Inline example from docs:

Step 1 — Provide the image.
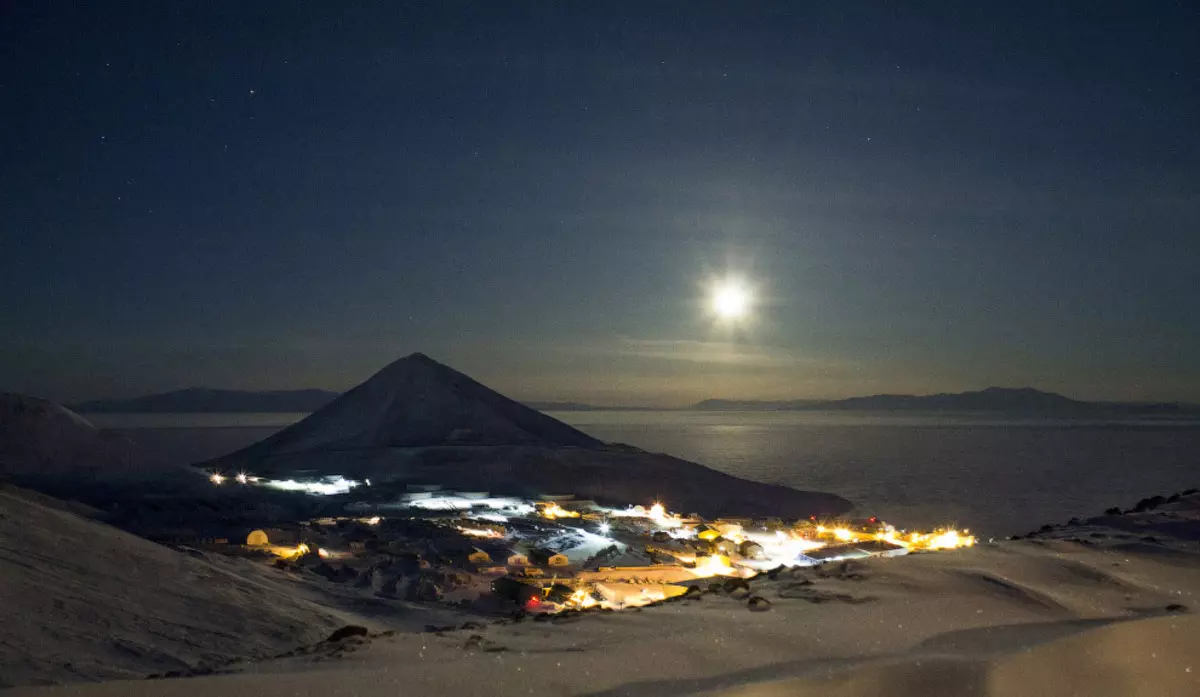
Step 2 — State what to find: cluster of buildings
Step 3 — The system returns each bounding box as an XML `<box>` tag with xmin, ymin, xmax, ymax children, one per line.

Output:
<box><xmin>193</xmin><ymin>478</ymin><xmax>976</xmax><ymax>614</ymax></box>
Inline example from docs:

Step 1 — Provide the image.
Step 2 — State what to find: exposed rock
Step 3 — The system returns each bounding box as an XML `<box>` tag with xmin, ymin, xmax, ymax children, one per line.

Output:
<box><xmin>324</xmin><ymin>626</ymin><xmax>369</xmax><ymax>643</ymax></box>
<box><xmin>722</xmin><ymin>578</ymin><xmax>751</xmax><ymax>594</ymax></box>
<box><xmin>747</xmin><ymin>596</ymin><xmax>772</xmax><ymax>612</ymax></box>
<box><xmin>1134</xmin><ymin>496</ymin><xmax>1168</xmax><ymax>513</ymax></box>
<box><xmin>406</xmin><ymin>577</ymin><xmax>441</xmax><ymax>602</ymax></box>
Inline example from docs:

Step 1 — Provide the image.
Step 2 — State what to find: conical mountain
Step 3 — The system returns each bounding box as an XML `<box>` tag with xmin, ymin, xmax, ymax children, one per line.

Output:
<box><xmin>215</xmin><ymin>353</ymin><xmax>601</xmax><ymax>461</ymax></box>
<box><xmin>203</xmin><ymin>353</ymin><xmax>852</xmax><ymax>518</ymax></box>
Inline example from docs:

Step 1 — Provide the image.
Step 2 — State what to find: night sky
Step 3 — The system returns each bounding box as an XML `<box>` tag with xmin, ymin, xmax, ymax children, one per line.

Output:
<box><xmin>3</xmin><ymin>2</ymin><xmax>1198</xmax><ymax>406</ymax></box>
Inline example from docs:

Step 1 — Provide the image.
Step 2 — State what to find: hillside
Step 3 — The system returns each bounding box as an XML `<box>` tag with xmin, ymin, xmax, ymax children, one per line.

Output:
<box><xmin>12</xmin><ymin>490</ymin><xmax>1200</xmax><ymax>696</ymax></box>
<box><xmin>0</xmin><ymin>484</ymin><xmax>351</xmax><ymax>686</ymax></box>
<box><xmin>201</xmin><ymin>353</ymin><xmax>851</xmax><ymax>518</ymax></box>
<box><xmin>72</xmin><ymin>388</ymin><xmax>340</xmax><ymax>414</ymax></box>
<box><xmin>0</xmin><ymin>394</ymin><xmax>136</xmax><ymax>476</ymax></box>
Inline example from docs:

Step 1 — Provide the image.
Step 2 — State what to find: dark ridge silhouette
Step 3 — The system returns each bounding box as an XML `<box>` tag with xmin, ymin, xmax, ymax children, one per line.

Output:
<box><xmin>0</xmin><ymin>393</ymin><xmax>136</xmax><ymax>475</ymax></box>
<box><xmin>831</xmin><ymin>387</ymin><xmax>1087</xmax><ymax>412</ymax></box>
<box><xmin>72</xmin><ymin>388</ymin><xmax>340</xmax><ymax>413</ymax></box>
<box><xmin>695</xmin><ymin>387</ymin><xmax>1199</xmax><ymax>414</ymax></box>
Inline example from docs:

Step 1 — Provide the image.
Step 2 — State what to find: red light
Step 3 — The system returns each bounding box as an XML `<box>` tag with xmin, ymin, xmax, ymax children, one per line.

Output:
<box><xmin>810</xmin><ymin>516</ymin><xmax>816</xmax><ymax>520</ymax></box>
<box><xmin>525</xmin><ymin>596</ymin><xmax>541</xmax><ymax>609</ymax></box>
<box><xmin>869</xmin><ymin>517</ymin><xmax>877</xmax><ymax>523</ymax></box>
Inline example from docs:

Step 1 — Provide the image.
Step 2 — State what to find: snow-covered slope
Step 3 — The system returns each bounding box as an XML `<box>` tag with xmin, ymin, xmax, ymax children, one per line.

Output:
<box><xmin>0</xmin><ymin>394</ymin><xmax>136</xmax><ymax>476</ymax></box>
<box><xmin>11</xmin><ymin>508</ymin><xmax>1200</xmax><ymax>696</ymax></box>
<box><xmin>0</xmin><ymin>485</ymin><xmax>349</xmax><ymax>687</ymax></box>
<box><xmin>213</xmin><ymin>353</ymin><xmax>601</xmax><ymax>456</ymax></box>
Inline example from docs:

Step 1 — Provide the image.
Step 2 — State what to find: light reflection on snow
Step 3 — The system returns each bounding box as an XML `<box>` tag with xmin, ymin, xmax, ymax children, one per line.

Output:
<box><xmin>405</xmin><ymin>494</ymin><xmax>534</xmax><ymax>516</ymax></box>
<box><xmin>261</xmin><ymin>475</ymin><xmax>361</xmax><ymax>496</ymax></box>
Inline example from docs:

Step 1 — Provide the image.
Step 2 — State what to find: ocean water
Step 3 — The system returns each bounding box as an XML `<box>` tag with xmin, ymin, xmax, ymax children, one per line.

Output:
<box><xmin>552</xmin><ymin>411</ymin><xmax>1200</xmax><ymax>536</ymax></box>
<box><xmin>87</xmin><ymin>410</ymin><xmax>1200</xmax><ymax>537</ymax></box>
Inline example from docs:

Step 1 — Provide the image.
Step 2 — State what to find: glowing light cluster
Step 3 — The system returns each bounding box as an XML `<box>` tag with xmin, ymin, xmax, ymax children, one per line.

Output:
<box><xmin>895</xmin><ymin>528</ymin><xmax>976</xmax><ymax>550</ymax></box>
<box><xmin>564</xmin><ymin>588</ymin><xmax>599</xmax><ymax>610</ymax></box>
<box><xmin>458</xmin><ymin>526</ymin><xmax>504</xmax><ymax>539</ymax></box>
<box><xmin>634</xmin><ymin>502</ymin><xmax>977</xmax><ymax>575</ymax></box>
<box><xmin>690</xmin><ymin>554</ymin><xmax>738</xmax><ymax>577</ymax></box>
<box><xmin>209</xmin><ymin>471</ymin><xmax>261</xmax><ymax>486</ymax></box>
<box><xmin>805</xmin><ymin>522</ymin><xmax>977</xmax><ymax>552</ymax></box>
<box><xmin>536</xmin><ymin>502</ymin><xmax>580</xmax><ymax>520</ymax></box>
<box><xmin>609</xmin><ymin>502</ymin><xmax>684</xmax><ymax>528</ymax></box>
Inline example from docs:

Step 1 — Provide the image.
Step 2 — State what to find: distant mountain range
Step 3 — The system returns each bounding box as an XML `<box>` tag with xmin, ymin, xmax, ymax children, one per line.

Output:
<box><xmin>72</xmin><ymin>388</ymin><xmax>340</xmax><ymax>413</ymax></box>
<box><xmin>694</xmin><ymin>387</ymin><xmax>1200</xmax><ymax>414</ymax></box>
<box><xmin>74</xmin><ymin>391</ymin><xmax>650</xmax><ymax>414</ymax></box>
<box><xmin>73</xmin><ymin>385</ymin><xmax>1198</xmax><ymax>415</ymax></box>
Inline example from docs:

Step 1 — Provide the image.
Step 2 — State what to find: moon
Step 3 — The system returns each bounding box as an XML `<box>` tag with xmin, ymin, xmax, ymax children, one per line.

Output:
<box><xmin>711</xmin><ymin>281</ymin><xmax>751</xmax><ymax>320</ymax></box>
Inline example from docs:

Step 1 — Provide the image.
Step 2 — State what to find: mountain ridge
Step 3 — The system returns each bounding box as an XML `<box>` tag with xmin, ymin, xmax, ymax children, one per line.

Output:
<box><xmin>694</xmin><ymin>387</ymin><xmax>1200</xmax><ymax>413</ymax></box>
<box><xmin>0</xmin><ymin>393</ymin><xmax>137</xmax><ymax>475</ymax></box>
<box><xmin>73</xmin><ymin>388</ymin><xmax>340</xmax><ymax>413</ymax></box>
<box><xmin>72</xmin><ymin>391</ymin><xmax>644</xmax><ymax>414</ymax></box>
<box><xmin>69</xmin><ymin>384</ymin><xmax>1199</xmax><ymax>415</ymax></box>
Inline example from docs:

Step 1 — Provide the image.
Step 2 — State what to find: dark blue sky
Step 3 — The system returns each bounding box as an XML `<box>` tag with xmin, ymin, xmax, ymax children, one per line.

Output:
<box><xmin>3</xmin><ymin>2</ymin><xmax>1198</xmax><ymax>405</ymax></box>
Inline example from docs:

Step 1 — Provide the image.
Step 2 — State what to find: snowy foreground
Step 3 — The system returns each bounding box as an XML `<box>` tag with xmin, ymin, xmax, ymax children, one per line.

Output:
<box><xmin>4</xmin><ymin>489</ymin><xmax>1198</xmax><ymax>696</ymax></box>
<box><xmin>0</xmin><ymin>485</ymin><xmax>463</xmax><ymax>687</ymax></box>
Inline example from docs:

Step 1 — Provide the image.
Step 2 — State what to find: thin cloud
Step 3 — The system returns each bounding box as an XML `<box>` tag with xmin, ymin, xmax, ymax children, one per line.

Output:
<box><xmin>614</xmin><ymin>337</ymin><xmax>837</xmax><ymax>369</ymax></box>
